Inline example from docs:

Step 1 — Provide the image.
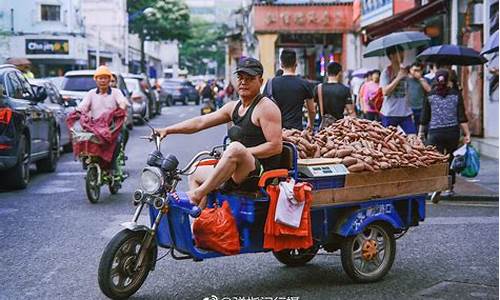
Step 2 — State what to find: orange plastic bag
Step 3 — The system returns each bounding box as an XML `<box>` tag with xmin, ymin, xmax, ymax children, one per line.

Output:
<box><xmin>193</xmin><ymin>201</ymin><xmax>240</xmax><ymax>255</ymax></box>
<box><xmin>264</xmin><ymin>182</ymin><xmax>313</xmax><ymax>252</ymax></box>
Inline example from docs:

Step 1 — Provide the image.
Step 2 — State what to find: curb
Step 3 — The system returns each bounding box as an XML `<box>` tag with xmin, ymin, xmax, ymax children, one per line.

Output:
<box><xmin>426</xmin><ymin>194</ymin><xmax>499</xmax><ymax>202</ymax></box>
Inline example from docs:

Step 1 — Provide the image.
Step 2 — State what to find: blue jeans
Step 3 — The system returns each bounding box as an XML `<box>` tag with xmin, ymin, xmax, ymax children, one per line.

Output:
<box><xmin>381</xmin><ymin>115</ymin><xmax>417</xmax><ymax>134</ymax></box>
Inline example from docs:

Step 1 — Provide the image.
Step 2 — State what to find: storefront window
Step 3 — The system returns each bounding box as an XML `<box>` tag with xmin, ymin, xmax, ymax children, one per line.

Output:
<box><xmin>41</xmin><ymin>5</ymin><xmax>61</xmax><ymax>22</ymax></box>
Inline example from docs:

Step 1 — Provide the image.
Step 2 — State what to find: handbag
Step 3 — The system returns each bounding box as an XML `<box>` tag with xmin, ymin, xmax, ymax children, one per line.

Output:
<box><xmin>274</xmin><ymin>179</ymin><xmax>305</xmax><ymax>228</ymax></box>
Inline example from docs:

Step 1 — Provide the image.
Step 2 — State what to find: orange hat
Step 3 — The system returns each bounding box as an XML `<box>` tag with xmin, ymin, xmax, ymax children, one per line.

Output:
<box><xmin>93</xmin><ymin>66</ymin><xmax>113</xmax><ymax>80</ymax></box>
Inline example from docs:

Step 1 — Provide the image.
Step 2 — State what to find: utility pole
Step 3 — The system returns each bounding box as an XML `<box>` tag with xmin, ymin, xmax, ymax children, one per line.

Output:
<box><xmin>96</xmin><ymin>27</ymin><xmax>101</xmax><ymax>67</ymax></box>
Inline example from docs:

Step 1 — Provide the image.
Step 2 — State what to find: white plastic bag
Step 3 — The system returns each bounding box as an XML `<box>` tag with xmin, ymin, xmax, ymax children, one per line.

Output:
<box><xmin>453</xmin><ymin>144</ymin><xmax>467</xmax><ymax>156</ymax></box>
<box><xmin>274</xmin><ymin>179</ymin><xmax>305</xmax><ymax>228</ymax></box>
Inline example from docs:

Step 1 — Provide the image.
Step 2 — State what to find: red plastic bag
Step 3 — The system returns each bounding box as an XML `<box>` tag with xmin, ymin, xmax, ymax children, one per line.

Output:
<box><xmin>193</xmin><ymin>201</ymin><xmax>240</xmax><ymax>255</ymax></box>
<box><xmin>264</xmin><ymin>182</ymin><xmax>313</xmax><ymax>252</ymax></box>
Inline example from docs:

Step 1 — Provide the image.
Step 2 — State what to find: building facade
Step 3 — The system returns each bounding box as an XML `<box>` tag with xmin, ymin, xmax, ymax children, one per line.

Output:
<box><xmin>356</xmin><ymin>0</ymin><xmax>498</xmax><ymax>142</ymax></box>
<box><xmin>250</xmin><ymin>1</ymin><xmax>355</xmax><ymax>82</ymax></box>
<box><xmin>0</xmin><ymin>0</ymin><xmax>87</xmax><ymax>77</ymax></box>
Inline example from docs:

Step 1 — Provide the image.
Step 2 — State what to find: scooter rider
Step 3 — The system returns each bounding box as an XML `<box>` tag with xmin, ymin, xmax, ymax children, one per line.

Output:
<box><xmin>77</xmin><ymin>66</ymin><xmax>129</xmax><ymax>170</ymax></box>
<box><xmin>156</xmin><ymin>57</ymin><xmax>283</xmax><ymax>208</ymax></box>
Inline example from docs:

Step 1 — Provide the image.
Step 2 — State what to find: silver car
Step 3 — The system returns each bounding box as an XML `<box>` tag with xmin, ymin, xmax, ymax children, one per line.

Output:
<box><xmin>124</xmin><ymin>77</ymin><xmax>149</xmax><ymax>123</ymax></box>
<box><xmin>28</xmin><ymin>78</ymin><xmax>72</xmax><ymax>152</ymax></box>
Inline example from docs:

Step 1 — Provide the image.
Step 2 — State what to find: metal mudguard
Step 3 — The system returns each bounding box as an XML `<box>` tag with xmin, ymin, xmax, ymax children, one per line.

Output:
<box><xmin>335</xmin><ymin>203</ymin><xmax>404</xmax><ymax>237</ymax></box>
<box><xmin>121</xmin><ymin>221</ymin><xmax>151</xmax><ymax>232</ymax></box>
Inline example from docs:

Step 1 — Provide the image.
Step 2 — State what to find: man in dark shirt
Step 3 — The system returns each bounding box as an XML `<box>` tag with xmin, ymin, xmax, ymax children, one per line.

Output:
<box><xmin>314</xmin><ymin>62</ymin><xmax>355</xmax><ymax>121</ymax></box>
<box><xmin>263</xmin><ymin>49</ymin><xmax>315</xmax><ymax>130</ymax></box>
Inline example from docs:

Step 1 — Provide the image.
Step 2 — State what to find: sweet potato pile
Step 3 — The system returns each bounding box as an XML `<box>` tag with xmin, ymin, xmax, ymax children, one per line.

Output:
<box><xmin>282</xmin><ymin>117</ymin><xmax>449</xmax><ymax>173</ymax></box>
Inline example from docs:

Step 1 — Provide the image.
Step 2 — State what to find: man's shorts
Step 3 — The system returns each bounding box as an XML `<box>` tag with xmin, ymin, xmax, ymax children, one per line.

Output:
<box><xmin>221</xmin><ymin>156</ymin><xmax>264</xmax><ymax>193</ymax></box>
<box><xmin>381</xmin><ymin>115</ymin><xmax>417</xmax><ymax>134</ymax></box>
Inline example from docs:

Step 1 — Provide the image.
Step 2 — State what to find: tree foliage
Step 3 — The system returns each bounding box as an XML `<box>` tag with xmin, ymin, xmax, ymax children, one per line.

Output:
<box><xmin>179</xmin><ymin>18</ymin><xmax>227</xmax><ymax>75</ymax></box>
<box><xmin>127</xmin><ymin>0</ymin><xmax>190</xmax><ymax>42</ymax></box>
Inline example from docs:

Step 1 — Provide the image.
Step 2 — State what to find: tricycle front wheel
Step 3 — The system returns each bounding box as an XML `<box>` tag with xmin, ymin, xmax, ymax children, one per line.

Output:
<box><xmin>341</xmin><ymin>223</ymin><xmax>396</xmax><ymax>283</ymax></box>
<box><xmin>272</xmin><ymin>244</ymin><xmax>319</xmax><ymax>267</ymax></box>
<box><xmin>98</xmin><ymin>229</ymin><xmax>155</xmax><ymax>300</ymax></box>
<box><xmin>85</xmin><ymin>164</ymin><xmax>100</xmax><ymax>203</ymax></box>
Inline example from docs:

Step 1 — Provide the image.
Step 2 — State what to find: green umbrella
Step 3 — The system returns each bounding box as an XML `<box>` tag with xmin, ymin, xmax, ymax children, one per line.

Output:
<box><xmin>363</xmin><ymin>31</ymin><xmax>430</xmax><ymax>58</ymax></box>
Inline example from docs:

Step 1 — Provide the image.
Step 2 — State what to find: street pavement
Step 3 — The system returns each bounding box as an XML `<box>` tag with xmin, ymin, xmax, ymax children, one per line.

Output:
<box><xmin>0</xmin><ymin>105</ymin><xmax>498</xmax><ymax>300</ymax></box>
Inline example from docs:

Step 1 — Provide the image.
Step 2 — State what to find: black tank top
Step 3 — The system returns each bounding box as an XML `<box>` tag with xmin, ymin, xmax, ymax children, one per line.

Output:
<box><xmin>231</xmin><ymin>94</ymin><xmax>281</xmax><ymax>171</ymax></box>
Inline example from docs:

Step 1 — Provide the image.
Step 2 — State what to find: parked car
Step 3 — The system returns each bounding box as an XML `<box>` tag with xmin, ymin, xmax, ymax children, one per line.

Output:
<box><xmin>46</xmin><ymin>76</ymin><xmax>64</xmax><ymax>89</ymax></box>
<box><xmin>0</xmin><ymin>64</ymin><xmax>59</xmax><ymax>189</ymax></box>
<box><xmin>123</xmin><ymin>73</ymin><xmax>160</xmax><ymax>116</ymax></box>
<box><xmin>28</xmin><ymin>78</ymin><xmax>72</xmax><ymax>152</ymax></box>
<box><xmin>160</xmin><ymin>79</ymin><xmax>200</xmax><ymax>105</ymax></box>
<box><xmin>60</xmin><ymin>70</ymin><xmax>134</xmax><ymax>130</ymax></box>
<box><xmin>124</xmin><ymin>77</ymin><xmax>149</xmax><ymax>123</ymax></box>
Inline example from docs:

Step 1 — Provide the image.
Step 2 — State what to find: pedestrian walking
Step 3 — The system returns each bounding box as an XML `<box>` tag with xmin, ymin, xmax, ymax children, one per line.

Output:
<box><xmin>407</xmin><ymin>62</ymin><xmax>431</xmax><ymax>130</ymax></box>
<box><xmin>314</xmin><ymin>62</ymin><xmax>356</xmax><ymax>129</ymax></box>
<box><xmin>263</xmin><ymin>49</ymin><xmax>315</xmax><ymax>131</ymax></box>
<box><xmin>424</xmin><ymin>63</ymin><xmax>438</xmax><ymax>83</ymax></box>
<box><xmin>361</xmin><ymin>69</ymin><xmax>381</xmax><ymax>121</ymax></box>
<box><xmin>418</xmin><ymin>69</ymin><xmax>471</xmax><ymax>198</ymax></box>
<box><xmin>379</xmin><ymin>46</ymin><xmax>416</xmax><ymax>135</ymax></box>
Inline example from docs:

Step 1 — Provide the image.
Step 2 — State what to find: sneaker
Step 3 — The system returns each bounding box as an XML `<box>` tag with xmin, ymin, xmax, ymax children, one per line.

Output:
<box><xmin>441</xmin><ymin>189</ymin><xmax>455</xmax><ymax>197</ymax></box>
<box><xmin>431</xmin><ymin>191</ymin><xmax>441</xmax><ymax>204</ymax></box>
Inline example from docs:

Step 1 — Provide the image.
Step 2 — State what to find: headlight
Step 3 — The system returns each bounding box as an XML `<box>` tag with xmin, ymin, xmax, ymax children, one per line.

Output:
<box><xmin>140</xmin><ymin>167</ymin><xmax>164</xmax><ymax>194</ymax></box>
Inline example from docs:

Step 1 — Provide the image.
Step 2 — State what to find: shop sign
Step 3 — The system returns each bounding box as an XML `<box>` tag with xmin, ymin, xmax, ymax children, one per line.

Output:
<box><xmin>253</xmin><ymin>5</ymin><xmax>353</xmax><ymax>33</ymax></box>
<box><xmin>360</xmin><ymin>0</ymin><xmax>393</xmax><ymax>27</ymax></box>
<box><xmin>25</xmin><ymin>39</ymin><xmax>69</xmax><ymax>55</ymax></box>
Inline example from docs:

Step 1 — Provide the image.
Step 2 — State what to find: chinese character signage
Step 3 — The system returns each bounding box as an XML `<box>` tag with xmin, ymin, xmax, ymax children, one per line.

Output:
<box><xmin>254</xmin><ymin>5</ymin><xmax>353</xmax><ymax>33</ymax></box>
<box><xmin>360</xmin><ymin>0</ymin><xmax>393</xmax><ymax>27</ymax></box>
<box><xmin>25</xmin><ymin>39</ymin><xmax>69</xmax><ymax>55</ymax></box>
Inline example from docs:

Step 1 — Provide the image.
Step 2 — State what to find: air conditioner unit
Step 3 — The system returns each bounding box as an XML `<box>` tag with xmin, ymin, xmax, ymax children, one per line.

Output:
<box><xmin>470</xmin><ymin>3</ymin><xmax>483</xmax><ymax>26</ymax></box>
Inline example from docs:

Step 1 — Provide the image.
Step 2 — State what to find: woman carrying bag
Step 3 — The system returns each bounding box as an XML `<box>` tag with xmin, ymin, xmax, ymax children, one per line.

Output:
<box><xmin>418</xmin><ymin>69</ymin><xmax>471</xmax><ymax>201</ymax></box>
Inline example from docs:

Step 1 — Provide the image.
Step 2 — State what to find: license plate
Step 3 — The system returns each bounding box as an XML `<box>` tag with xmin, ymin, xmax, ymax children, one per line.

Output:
<box><xmin>202</xmin><ymin>108</ymin><xmax>212</xmax><ymax>114</ymax></box>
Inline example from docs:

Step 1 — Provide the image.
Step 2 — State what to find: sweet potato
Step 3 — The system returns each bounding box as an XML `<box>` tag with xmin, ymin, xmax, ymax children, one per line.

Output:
<box><xmin>348</xmin><ymin>163</ymin><xmax>365</xmax><ymax>172</ymax></box>
<box><xmin>342</xmin><ymin>156</ymin><xmax>358</xmax><ymax>166</ymax></box>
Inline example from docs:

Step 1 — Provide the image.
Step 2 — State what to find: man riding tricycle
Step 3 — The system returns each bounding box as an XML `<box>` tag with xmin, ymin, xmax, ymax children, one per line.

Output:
<box><xmin>97</xmin><ymin>58</ymin><xmax>447</xmax><ymax>299</ymax></box>
<box><xmin>67</xmin><ymin>66</ymin><xmax>129</xmax><ymax>203</ymax></box>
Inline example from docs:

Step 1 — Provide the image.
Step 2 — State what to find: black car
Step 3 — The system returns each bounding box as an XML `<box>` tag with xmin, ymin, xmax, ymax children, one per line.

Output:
<box><xmin>160</xmin><ymin>79</ymin><xmax>200</xmax><ymax>105</ymax></box>
<box><xmin>0</xmin><ymin>65</ymin><xmax>59</xmax><ymax>189</ymax></box>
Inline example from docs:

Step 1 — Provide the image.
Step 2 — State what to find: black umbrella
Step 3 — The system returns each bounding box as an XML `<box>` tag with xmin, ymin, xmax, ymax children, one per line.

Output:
<box><xmin>416</xmin><ymin>45</ymin><xmax>487</xmax><ymax>66</ymax></box>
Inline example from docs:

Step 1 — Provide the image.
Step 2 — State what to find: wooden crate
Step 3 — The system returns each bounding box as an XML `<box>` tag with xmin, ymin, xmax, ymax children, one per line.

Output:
<box><xmin>311</xmin><ymin>163</ymin><xmax>450</xmax><ymax>207</ymax></box>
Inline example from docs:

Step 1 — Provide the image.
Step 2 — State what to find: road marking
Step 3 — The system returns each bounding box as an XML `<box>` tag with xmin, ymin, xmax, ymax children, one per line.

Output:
<box><xmin>59</xmin><ymin>160</ymin><xmax>79</xmax><ymax>165</ymax></box>
<box><xmin>57</xmin><ymin>172</ymin><xmax>86</xmax><ymax>176</ymax></box>
<box><xmin>423</xmin><ymin>216</ymin><xmax>498</xmax><ymax>225</ymax></box>
<box><xmin>0</xmin><ymin>208</ymin><xmax>18</xmax><ymax>215</ymax></box>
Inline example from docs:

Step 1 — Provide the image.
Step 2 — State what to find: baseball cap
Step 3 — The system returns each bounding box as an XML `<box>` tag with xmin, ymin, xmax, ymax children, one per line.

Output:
<box><xmin>234</xmin><ymin>57</ymin><xmax>263</xmax><ymax>76</ymax></box>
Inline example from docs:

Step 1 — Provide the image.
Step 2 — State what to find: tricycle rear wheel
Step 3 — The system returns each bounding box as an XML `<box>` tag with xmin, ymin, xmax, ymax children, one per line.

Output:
<box><xmin>98</xmin><ymin>229</ymin><xmax>155</xmax><ymax>300</ymax></box>
<box><xmin>340</xmin><ymin>223</ymin><xmax>396</xmax><ymax>283</ymax></box>
<box><xmin>272</xmin><ymin>244</ymin><xmax>319</xmax><ymax>267</ymax></box>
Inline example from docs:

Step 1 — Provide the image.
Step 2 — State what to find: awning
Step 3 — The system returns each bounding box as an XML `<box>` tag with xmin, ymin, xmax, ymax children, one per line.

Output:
<box><xmin>364</xmin><ymin>0</ymin><xmax>448</xmax><ymax>41</ymax></box>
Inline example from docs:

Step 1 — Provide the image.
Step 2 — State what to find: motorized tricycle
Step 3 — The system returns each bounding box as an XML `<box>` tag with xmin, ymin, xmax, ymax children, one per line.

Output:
<box><xmin>97</xmin><ymin>128</ymin><xmax>428</xmax><ymax>299</ymax></box>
